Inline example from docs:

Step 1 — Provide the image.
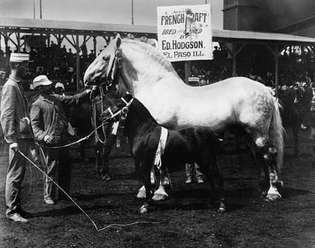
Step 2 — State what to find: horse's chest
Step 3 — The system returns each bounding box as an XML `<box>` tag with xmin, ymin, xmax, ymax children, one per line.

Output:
<box><xmin>131</xmin><ymin>129</ymin><xmax>160</xmax><ymax>158</ymax></box>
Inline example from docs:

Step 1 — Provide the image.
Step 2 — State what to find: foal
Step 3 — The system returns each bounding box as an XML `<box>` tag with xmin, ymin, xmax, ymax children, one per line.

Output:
<box><xmin>102</xmin><ymin>95</ymin><xmax>225</xmax><ymax>213</ymax></box>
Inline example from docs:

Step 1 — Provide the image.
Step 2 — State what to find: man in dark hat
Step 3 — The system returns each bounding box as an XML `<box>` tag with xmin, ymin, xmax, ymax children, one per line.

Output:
<box><xmin>0</xmin><ymin>53</ymin><xmax>33</xmax><ymax>222</ymax></box>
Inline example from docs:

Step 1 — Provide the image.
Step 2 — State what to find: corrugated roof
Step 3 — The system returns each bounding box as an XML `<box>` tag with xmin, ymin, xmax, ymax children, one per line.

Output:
<box><xmin>1</xmin><ymin>18</ymin><xmax>315</xmax><ymax>43</ymax></box>
<box><xmin>213</xmin><ymin>29</ymin><xmax>315</xmax><ymax>43</ymax></box>
<box><xmin>0</xmin><ymin>18</ymin><xmax>155</xmax><ymax>34</ymax></box>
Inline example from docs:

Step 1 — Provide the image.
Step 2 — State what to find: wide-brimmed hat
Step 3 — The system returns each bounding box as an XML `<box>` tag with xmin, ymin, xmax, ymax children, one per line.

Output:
<box><xmin>10</xmin><ymin>53</ymin><xmax>30</xmax><ymax>63</ymax></box>
<box><xmin>32</xmin><ymin>75</ymin><xmax>53</xmax><ymax>89</ymax></box>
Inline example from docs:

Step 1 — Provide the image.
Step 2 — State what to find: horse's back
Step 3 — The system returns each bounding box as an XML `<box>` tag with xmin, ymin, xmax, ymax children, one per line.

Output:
<box><xmin>171</xmin><ymin>77</ymin><xmax>275</xmax><ymax>130</ymax></box>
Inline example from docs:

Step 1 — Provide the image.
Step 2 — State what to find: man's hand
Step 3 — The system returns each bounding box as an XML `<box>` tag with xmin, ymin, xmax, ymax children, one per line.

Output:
<box><xmin>44</xmin><ymin>135</ymin><xmax>54</xmax><ymax>144</ymax></box>
<box><xmin>9</xmin><ymin>143</ymin><xmax>19</xmax><ymax>152</ymax></box>
<box><xmin>88</xmin><ymin>86</ymin><xmax>98</xmax><ymax>98</ymax></box>
<box><xmin>21</xmin><ymin>117</ymin><xmax>30</xmax><ymax>125</ymax></box>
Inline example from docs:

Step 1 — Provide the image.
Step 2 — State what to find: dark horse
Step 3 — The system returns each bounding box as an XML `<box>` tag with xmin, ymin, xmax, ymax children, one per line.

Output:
<box><xmin>102</xmin><ymin>95</ymin><xmax>229</xmax><ymax>213</ymax></box>
<box><xmin>66</xmin><ymin>88</ymin><xmax>118</xmax><ymax>181</ymax></box>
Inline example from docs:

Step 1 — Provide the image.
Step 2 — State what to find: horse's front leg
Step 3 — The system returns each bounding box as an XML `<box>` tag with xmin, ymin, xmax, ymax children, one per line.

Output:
<box><xmin>100</xmin><ymin>135</ymin><xmax>116</xmax><ymax>181</ymax></box>
<box><xmin>139</xmin><ymin>163</ymin><xmax>153</xmax><ymax>214</ymax></box>
<box><xmin>292</xmin><ymin>125</ymin><xmax>299</xmax><ymax>157</ymax></box>
<box><xmin>152</xmin><ymin>167</ymin><xmax>169</xmax><ymax>201</ymax></box>
<box><xmin>95</xmin><ymin>143</ymin><xmax>102</xmax><ymax>176</ymax></box>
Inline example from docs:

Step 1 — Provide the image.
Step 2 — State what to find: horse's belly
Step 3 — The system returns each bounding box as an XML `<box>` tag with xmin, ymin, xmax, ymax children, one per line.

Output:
<box><xmin>174</xmin><ymin>103</ymin><xmax>234</xmax><ymax>131</ymax></box>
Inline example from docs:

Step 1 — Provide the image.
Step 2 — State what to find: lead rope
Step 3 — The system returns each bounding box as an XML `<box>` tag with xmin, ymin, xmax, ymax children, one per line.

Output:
<box><xmin>92</xmin><ymin>99</ymin><xmax>99</xmax><ymax>144</ymax></box>
<box><xmin>18</xmin><ymin>148</ymin><xmax>160</xmax><ymax>232</ymax></box>
<box><xmin>47</xmin><ymin>99</ymin><xmax>132</xmax><ymax>149</ymax></box>
<box><xmin>99</xmin><ymin>86</ymin><xmax>107</xmax><ymax>144</ymax></box>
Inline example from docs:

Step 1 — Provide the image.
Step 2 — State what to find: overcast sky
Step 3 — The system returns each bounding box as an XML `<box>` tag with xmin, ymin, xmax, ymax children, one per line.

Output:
<box><xmin>0</xmin><ymin>0</ymin><xmax>223</xmax><ymax>28</ymax></box>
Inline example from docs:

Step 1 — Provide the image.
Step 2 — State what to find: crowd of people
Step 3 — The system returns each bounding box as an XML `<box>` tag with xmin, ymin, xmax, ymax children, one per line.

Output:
<box><xmin>0</xmin><ymin>42</ymin><xmax>96</xmax><ymax>92</ymax></box>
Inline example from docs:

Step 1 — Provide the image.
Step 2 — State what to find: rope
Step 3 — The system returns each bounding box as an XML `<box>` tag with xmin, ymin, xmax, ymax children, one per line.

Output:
<box><xmin>18</xmin><ymin>150</ymin><xmax>160</xmax><ymax>232</ymax></box>
<box><xmin>48</xmin><ymin>100</ymin><xmax>131</xmax><ymax>149</ymax></box>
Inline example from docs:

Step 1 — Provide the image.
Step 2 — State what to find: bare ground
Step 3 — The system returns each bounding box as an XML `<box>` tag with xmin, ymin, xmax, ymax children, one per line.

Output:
<box><xmin>0</xmin><ymin>128</ymin><xmax>315</xmax><ymax>248</ymax></box>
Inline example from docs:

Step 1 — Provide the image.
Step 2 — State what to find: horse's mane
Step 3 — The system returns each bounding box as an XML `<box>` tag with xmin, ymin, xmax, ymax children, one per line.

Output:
<box><xmin>128</xmin><ymin>98</ymin><xmax>157</xmax><ymax>125</ymax></box>
<box><xmin>122</xmin><ymin>39</ymin><xmax>175</xmax><ymax>73</ymax></box>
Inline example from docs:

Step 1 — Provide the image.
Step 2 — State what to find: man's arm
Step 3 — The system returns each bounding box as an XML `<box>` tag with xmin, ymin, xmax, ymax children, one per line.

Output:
<box><xmin>30</xmin><ymin>104</ymin><xmax>46</xmax><ymax>142</ymax></box>
<box><xmin>0</xmin><ymin>85</ymin><xmax>17</xmax><ymax>144</ymax></box>
<box><xmin>52</xmin><ymin>89</ymin><xmax>91</xmax><ymax>105</ymax></box>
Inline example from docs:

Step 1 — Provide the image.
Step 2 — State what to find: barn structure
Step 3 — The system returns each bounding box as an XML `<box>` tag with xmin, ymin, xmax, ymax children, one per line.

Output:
<box><xmin>1</xmin><ymin>17</ymin><xmax>315</xmax><ymax>89</ymax></box>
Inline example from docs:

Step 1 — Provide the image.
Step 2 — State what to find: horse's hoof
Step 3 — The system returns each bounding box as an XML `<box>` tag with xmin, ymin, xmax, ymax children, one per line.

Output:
<box><xmin>217</xmin><ymin>202</ymin><xmax>226</xmax><ymax>213</ymax></box>
<box><xmin>136</xmin><ymin>187</ymin><xmax>146</xmax><ymax>199</ymax></box>
<box><xmin>265</xmin><ymin>193</ymin><xmax>282</xmax><ymax>202</ymax></box>
<box><xmin>139</xmin><ymin>204</ymin><xmax>149</xmax><ymax>214</ymax></box>
<box><xmin>152</xmin><ymin>193</ymin><xmax>168</xmax><ymax>201</ymax></box>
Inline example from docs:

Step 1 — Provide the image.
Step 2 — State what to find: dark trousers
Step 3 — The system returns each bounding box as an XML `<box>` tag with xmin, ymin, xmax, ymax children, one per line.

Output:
<box><xmin>41</xmin><ymin>147</ymin><xmax>70</xmax><ymax>201</ymax></box>
<box><xmin>6</xmin><ymin>141</ymin><xmax>34</xmax><ymax>215</ymax></box>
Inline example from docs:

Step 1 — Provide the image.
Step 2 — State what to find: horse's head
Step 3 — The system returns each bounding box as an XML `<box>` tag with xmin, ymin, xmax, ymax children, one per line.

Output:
<box><xmin>84</xmin><ymin>34</ymin><xmax>122</xmax><ymax>86</ymax></box>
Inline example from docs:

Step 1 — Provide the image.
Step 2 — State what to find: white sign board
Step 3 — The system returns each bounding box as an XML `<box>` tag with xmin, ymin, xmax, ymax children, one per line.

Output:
<box><xmin>157</xmin><ymin>4</ymin><xmax>212</xmax><ymax>62</ymax></box>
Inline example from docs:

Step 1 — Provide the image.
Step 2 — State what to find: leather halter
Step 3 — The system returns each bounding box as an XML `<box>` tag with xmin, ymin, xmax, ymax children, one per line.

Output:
<box><xmin>91</xmin><ymin>88</ymin><xmax>133</xmax><ymax>145</ymax></box>
<box><xmin>105</xmin><ymin>49</ymin><xmax>122</xmax><ymax>88</ymax></box>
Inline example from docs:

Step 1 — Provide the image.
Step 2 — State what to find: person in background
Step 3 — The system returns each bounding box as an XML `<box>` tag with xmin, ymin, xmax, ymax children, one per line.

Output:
<box><xmin>300</xmin><ymin>81</ymin><xmax>313</xmax><ymax>130</ymax></box>
<box><xmin>0</xmin><ymin>53</ymin><xmax>34</xmax><ymax>223</ymax></box>
<box><xmin>54</xmin><ymin>82</ymin><xmax>66</xmax><ymax>96</ymax></box>
<box><xmin>30</xmin><ymin>75</ymin><xmax>91</xmax><ymax>205</ymax></box>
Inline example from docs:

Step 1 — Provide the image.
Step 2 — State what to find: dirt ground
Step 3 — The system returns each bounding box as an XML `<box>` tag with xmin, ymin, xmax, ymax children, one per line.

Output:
<box><xmin>0</xmin><ymin>124</ymin><xmax>315</xmax><ymax>248</ymax></box>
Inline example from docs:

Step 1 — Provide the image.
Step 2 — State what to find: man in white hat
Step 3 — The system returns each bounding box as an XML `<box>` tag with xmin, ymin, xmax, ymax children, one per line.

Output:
<box><xmin>30</xmin><ymin>75</ymin><xmax>91</xmax><ymax>205</ymax></box>
<box><xmin>0</xmin><ymin>53</ymin><xmax>33</xmax><ymax>222</ymax></box>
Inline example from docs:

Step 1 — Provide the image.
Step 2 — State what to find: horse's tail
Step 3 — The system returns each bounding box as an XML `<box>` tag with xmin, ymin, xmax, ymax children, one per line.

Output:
<box><xmin>269</xmin><ymin>96</ymin><xmax>284</xmax><ymax>173</ymax></box>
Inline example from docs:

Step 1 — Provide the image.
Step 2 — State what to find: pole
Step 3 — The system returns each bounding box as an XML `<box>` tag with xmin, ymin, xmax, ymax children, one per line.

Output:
<box><xmin>33</xmin><ymin>0</ymin><xmax>36</xmax><ymax>19</ymax></box>
<box><xmin>131</xmin><ymin>0</ymin><xmax>134</xmax><ymax>24</ymax></box>
<box><xmin>76</xmin><ymin>34</ymin><xmax>80</xmax><ymax>90</ymax></box>
<box><xmin>39</xmin><ymin>0</ymin><xmax>42</xmax><ymax>19</ymax></box>
<box><xmin>93</xmin><ymin>36</ymin><xmax>97</xmax><ymax>56</ymax></box>
<box><xmin>184</xmin><ymin>61</ymin><xmax>191</xmax><ymax>85</ymax></box>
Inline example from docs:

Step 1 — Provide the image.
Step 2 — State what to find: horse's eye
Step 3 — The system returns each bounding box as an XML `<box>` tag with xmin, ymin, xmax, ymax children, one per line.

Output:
<box><xmin>102</xmin><ymin>57</ymin><xmax>109</xmax><ymax>62</ymax></box>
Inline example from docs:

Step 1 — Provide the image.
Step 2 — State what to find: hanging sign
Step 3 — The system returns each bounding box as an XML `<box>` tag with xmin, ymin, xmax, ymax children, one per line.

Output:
<box><xmin>157</xmin><ymin>4</ymin><xmax>212</xmax><ymax>62</ymax></box>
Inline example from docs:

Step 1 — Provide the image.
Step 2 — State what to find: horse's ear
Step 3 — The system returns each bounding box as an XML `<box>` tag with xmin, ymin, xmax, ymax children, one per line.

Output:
<box><xmin>116</xmin><ymin>34</ymin><xmax>121</xmax><ymax>49</ymax></box>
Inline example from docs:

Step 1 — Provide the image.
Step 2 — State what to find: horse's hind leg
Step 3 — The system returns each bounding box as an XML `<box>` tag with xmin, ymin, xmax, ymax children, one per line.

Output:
<box><xmin>254</xmin><ymin>136</ymin><xmax>282</xmax><ymax>201</ymax></box>
<box><xmin>200</xmin><ymin>154</ymin><xmax>225</xmax><ymax>213</ymax></box>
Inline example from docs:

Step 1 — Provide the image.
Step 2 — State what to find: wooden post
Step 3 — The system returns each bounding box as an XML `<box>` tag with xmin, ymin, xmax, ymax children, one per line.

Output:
<box><xmin>266</xmin><ymin>44</ymin><xmax>280</xmax><ymax>92</ymax></box>
<box><xmin>75</xmin><ymin>34</ymin><xmax>80</xmax><ymax>90</ymax></box>
<box><xmin>184</xmin><ymin>61</ymin><xmax>191</xmax><ymax>84</ymax></box>
<box><xmin>93</xmin><ymin>36</ymin><xmax>97</xmax><ymax>55</ymax></box>
<box><xmin>274</xmin><ymin>48</ymin><xmax>279</xmax><ymax>91</ymax></box>
<box><xmin>4</xmin><ymin>34</ymin><xmax>9</xmax><ymax>58</ymax></box>
<box><xmin>232</xmin><ymin>54</ymin><xmax>237</xmax><ymax>76</ymax></box>
<box><xmin>17</xmin><ymin>32</ymin><xmax>21</xmax><ymax>52</ymax></box>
